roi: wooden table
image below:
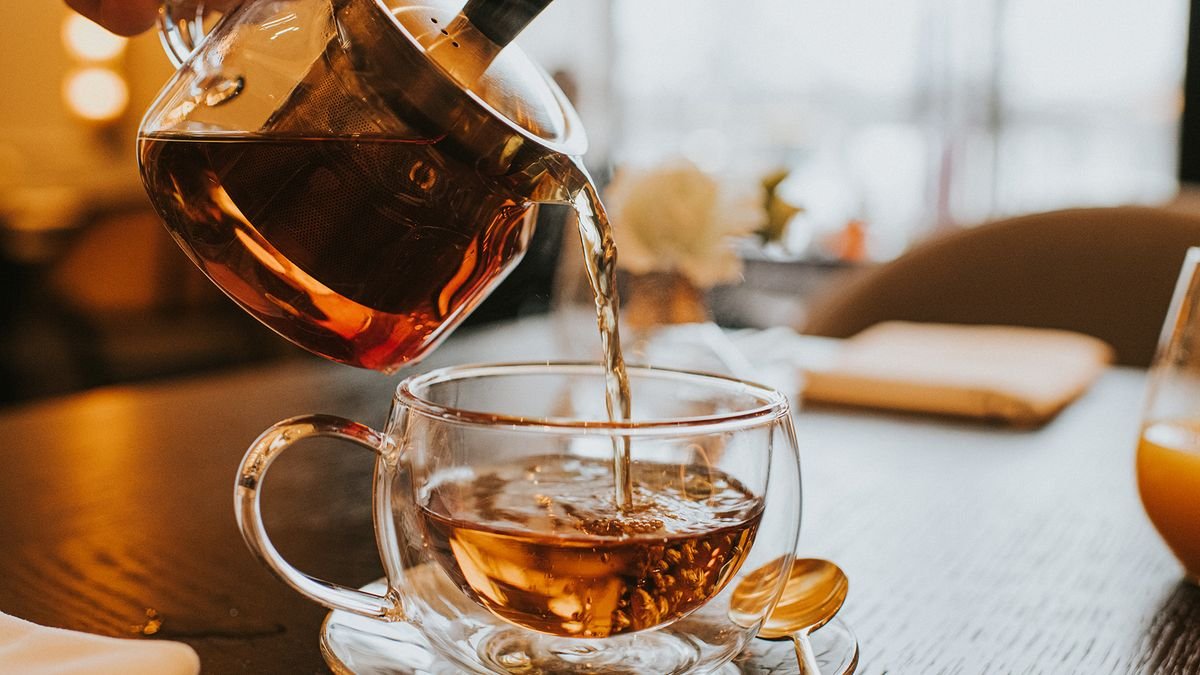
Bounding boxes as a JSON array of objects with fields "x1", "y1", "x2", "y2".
[{"x1": 1, "y1": 317, "x2": 1197, "y2": 673}]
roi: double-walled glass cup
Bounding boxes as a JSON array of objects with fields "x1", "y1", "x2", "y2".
[{"x1": 237, "y1": 363, "x2": 802, "y2": 673}]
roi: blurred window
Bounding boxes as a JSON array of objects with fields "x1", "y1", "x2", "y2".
[{"x1": 597, "y1": 0, "x2": 1188, "y2": 256}]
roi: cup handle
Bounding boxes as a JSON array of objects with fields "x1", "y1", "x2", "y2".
[
  {"x1": 235, "y1": 414, "x2": 404, "y2": 621},
  {"x1": 158, "y1": 1, "x2": 217, "y2": 67}
]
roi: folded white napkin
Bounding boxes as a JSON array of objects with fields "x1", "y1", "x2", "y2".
[{"x1": 0, "y1": 611, "x2": 200, "y2": 675}]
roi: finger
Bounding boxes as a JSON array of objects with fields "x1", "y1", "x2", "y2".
[
  {"x1": 65, "y1": 0, "x2": 162, "y2": 37},
  {"x1": 206, "y1": 0, "x2": 243, "y2": 11},
  {"x1": 163, "y1": 0, "x2": 245, "y2": 14}
]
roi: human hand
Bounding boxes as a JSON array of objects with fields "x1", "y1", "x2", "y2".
[{"x1": 65, "y1": 0, "x2": 241, "y2": 37}]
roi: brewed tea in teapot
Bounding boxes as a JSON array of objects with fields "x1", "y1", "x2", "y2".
[{"x1": 139, "y1": 0, "x2": 604, "y2": 373}]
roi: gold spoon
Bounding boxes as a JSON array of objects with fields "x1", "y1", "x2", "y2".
[{"x1": 732, "y1": 558, "x2": 851, "y2": 674}]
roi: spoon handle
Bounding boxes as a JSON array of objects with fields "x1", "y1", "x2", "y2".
[{"x1": 792, "y1": 632, "x2": 822, "y2": 674}]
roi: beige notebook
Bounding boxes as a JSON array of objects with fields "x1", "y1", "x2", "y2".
[{"x1": 801, "y1": 322, "x2": 1114, "y2": 426}]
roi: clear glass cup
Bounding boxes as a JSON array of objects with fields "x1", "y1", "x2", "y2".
[
  {"x1": 236, "y1": 362, "x2": 802, "y2": 673},
  {"x1": 1138, "y1": 247, "x2": 1200, "y2": 583}
]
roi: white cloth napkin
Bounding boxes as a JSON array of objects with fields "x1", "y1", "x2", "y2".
[{"x1": 0, "y1": 611, "x2": 200, "y2": 675}]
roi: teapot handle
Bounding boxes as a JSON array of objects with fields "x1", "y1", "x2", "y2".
[{"x1": 158, "y1": 1, "x2": 218, "y2": 67}]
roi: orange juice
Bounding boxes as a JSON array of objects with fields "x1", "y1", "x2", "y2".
[{"x1": 1137, "y1": 420, "x2": 1200, "y2": 581}]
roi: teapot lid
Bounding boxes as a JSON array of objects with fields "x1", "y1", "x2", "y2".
[{"x1": 382, "y1": 0, "x2": 586, "y2": 157}]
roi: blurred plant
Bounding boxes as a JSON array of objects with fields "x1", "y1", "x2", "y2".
[{"x1": 757, "y1": 168, "x2": 803, "y2": 245}]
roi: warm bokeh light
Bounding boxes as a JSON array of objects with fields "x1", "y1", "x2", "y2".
[
  {"x1": 63, "y1": 67, "x2": 130, "y2": 123},
  {"x1": 62, "y1": 13, "x2": 128, "y2": 62}
]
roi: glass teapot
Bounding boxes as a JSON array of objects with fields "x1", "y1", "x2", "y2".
[{"x1": 138, "y1": 0, "x2": 587, "y2": 372}]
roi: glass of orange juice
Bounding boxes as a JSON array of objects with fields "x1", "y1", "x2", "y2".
[{"x1": 1138, "y1": 247, "x2": 1200, "y2": 584}]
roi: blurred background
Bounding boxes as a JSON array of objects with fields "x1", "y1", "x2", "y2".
[{"x1": 0, "y1": 0, "x2": 1193, "y2": 406}]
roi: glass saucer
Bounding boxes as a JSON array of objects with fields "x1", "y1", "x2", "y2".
[{"x1": 320, "y1": 579, "x2": 858, "y2": 674}]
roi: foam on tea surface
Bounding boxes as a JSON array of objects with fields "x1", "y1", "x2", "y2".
[{"x1": 419, "y1": 456, "x2": 762, "y2": 638}]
